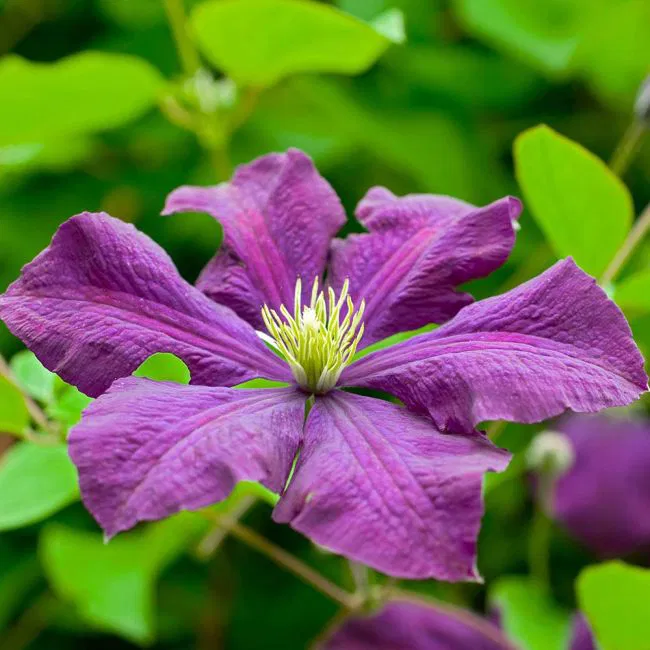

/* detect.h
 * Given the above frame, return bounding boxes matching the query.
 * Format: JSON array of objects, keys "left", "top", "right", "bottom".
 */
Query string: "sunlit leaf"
[
  {"left": 0, "top": 443, "right": 79, "bottom": 530},
  {"left": 489, "top": 576, "right": 571, "bottom": 650},
  {"left": 133, "top": 352, "right": 191, "bottom": 384},
  {"left": 10, "top": 350, "right": 56, "bottom": 403},
  {"left": 191, "top": 0, "right": 404, "bottom": 87},
  {"left": 0, "top": 52, "right": 164, "bottom": 146},
  {"left": 46, "top": 381, "right": 93, "bottom": 432},
  {"left": 0, "top": 375, "right": 29, "bottom": 435},
  {"left": 515, "top": 125, "right": 633, "bottom": 276},
  {"left": 578, "top": 561, "right": 650, "bottom": 650}
]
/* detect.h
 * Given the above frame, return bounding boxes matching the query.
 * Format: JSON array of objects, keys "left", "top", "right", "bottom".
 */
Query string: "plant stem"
[
  {"left": 200, "top": 511, "right": 360, "bottom": 610},
  {"left": 0, "top": 354, "right": 55, "bottom": 436},
  {"left": 163, "top": 0, "right": 201, "bottom": 76},
  {"left": 609, "top": 120, "right": 647, "bottom": 177},
  {"left": 3, "top": 591, "right": 57, "bottom": 650},
  {"left": 528, "top": 504, "right": 552, "bottom": 592},
  {"left": 600, "top": 202, "right": 650, "bottom": 285},
  {"left": 348, "top": 561, "right": 371, "bottom": 601},
  {"left": 486, "top": 420, "right": 506, "bottom": 442}
]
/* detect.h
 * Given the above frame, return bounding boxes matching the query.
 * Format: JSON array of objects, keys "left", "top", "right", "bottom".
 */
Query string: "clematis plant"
[{"left": 0, "top": 149, "right": 646, "bottom": 581}]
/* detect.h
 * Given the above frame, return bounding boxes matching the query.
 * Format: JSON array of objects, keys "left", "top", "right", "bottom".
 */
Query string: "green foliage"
[
  {"left": 40, "top": 515, "right": 207, "bottom": 644},
  {"left": 615, "top": 270, "right": 650, "bottom": 313},
  {"left": 0, "top": 375, "right": 29, "bottom": 436},
  {"left": 191, "top": 0, "right": 404, "bottom": 87},
  {"left": 0, "top": 443, "right": 78, "bottom": 530},
  {"left": 46, "top": 380, "right": 93, "bottom": 433},
  {"left": 133, "top": 352, "right": 192, "bottom": 384},
  {"left": 489, "top": 576, "right": 572, "bottom": 650},
  {"left": 578, "top": 561, "right": 650, "bottom": 650},
  {"left": 0, "top": 52, "right": 164, "bottom": 146},
  {"left": 10, "top": 350, "right": 56, "bottom": 403},
  {"left": 515, "top": 125, "right": 633, "bottom": 276}
]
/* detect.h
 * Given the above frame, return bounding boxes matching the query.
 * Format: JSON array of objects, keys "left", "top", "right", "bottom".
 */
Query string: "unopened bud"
[
  {"left": 526, "top": 431, "right": 575, "bottom": 478},
  {"left": 634, "top": 75, "right": 650, "bottom": 123}
]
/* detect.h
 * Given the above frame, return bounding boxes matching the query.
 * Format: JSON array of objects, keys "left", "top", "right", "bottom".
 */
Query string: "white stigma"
[{"left": 260, "top": 277, "right": 365, "bottom": 394}]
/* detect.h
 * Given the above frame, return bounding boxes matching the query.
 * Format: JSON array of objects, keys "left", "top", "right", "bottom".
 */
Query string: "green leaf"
[
  {"left": 451, "top": 0, "right": 584, "bottom": 77},
  {"left": 0, "top": 443, "right": 79, "bottom": 530},
  {"left": 10, "top": 350, "right": 56, "bottom": 403},
  {"left": 489, "top": 576, "right": 571, "bottom": 650},
  {"left": 46, "top": 382, "right": 93, "bottom": 432},
  {"left": 133, "top": 352, "right": 191, "bottom": 384},
  {"left": 578, "top": 561, "right": 650, "bottom": 650},
  {"left": 0, "top": 375, "right": 29, "bottom": 435},
  {"left": 234, "top": 378, "right": 289, "bottom": 389},
  {"left": 191, "top": 0, "right": 403, "bottom": 87},
  {"left": 514, "top": 125, "right": 633, "bottom": 276},
  {"left": 0, "top": 52, "right": 164, "bottom": 146},
  {"left": 40, "top": 515, "right": 206, "bottom": 644},
  {"left": 614, "top": 270, "right": 650, "bottom": 313},
  {"left": 353, "top": 324, "right": 437, "bottom": 360}
]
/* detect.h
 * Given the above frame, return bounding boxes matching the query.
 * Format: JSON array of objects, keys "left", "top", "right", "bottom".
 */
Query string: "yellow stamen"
[{"left": 261, "top": 277, "right": 365, "bottom": 394}]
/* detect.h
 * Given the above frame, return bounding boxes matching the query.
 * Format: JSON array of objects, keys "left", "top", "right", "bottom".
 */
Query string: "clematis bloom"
[
  {"left": 0, "top": 149, "right": 645, "bottom": 580},
  {"left": 548, "top": 415, "right": 650, "bottom": 558}
]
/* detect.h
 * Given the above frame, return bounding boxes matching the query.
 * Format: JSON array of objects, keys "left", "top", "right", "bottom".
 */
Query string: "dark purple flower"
[
  {"left": 320, "top": 599, "right": 517, "bottom": 650},
  {"left": 551, "top": 415, "right": 650, "bottom": 558},
  {"left": 0, "top": 149, "right": 646, "bottom": 580}
]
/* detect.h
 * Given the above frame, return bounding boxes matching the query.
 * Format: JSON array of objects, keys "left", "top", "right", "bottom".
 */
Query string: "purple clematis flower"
[
  {"left": 320, "top": 599, "right": 517, "bottom": 650},
  {"left": 0, "top": 149, "right": 646, "bottom": 580},
  {"left": 549, "top": 415, "right": 650, "bottom": 558}
]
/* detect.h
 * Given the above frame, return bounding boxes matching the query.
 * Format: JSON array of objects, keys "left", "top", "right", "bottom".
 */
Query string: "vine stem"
[
  {"left": 0, "top": 354, "right": 55, "bottom": 436},
  {"left": 199, "top": 511, "right": 361, "bottom": 610},
  {"left": 163, "top": 0, "right": 201, "bottom": 76},
  {"left": 528, "top": 506, "right": 552, "bottom": 591},
  {"left": 600, "top": 202, "right": 650, "bottom": 285},
  {"left": 609, "top": 120, "right": 646, "bottom": 178}
]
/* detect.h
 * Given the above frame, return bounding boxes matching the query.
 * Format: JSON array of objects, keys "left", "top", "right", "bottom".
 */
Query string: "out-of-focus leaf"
[
  {"left": 388, "top": 45, "right": 546, "bottom": 112},
  {"left": 0, "top": 552, "right": 40, "bottom": 630},
  {"left": 0, "top": 138, "right": 95, "bottom": 177},
  {"left": 353, "top": 324, "right": 437, "bottom": 360},
  {"left": 489, "top": 576, "right": 571, "bottom": 650},
  {"left": 234, "top": 378, "right": 289, "bottom": 389},
  {"left": 614, "top": 270, "right": 650, "bottom": 313},
  {"left": 0, "top": 443, "right": 78, "bottom": 530},
  {"left": 515, "top": 125, "right": 633, "bottom": 276},
  {"left": 133, "top": 352, "right": 191, "bottom": 384},
  {"left": 0, "top": 53, "right": 164, "bottom": 146},
  {"left": 578, "top": 0, "right": 650, "bottom": 110},
  {"left": 40, "top": 514, "right": 207, "bottom": 644},
  {"left": 10, "top": 350, "right": 56, "bottom": 403},
  {"left": 191, "top": 0, "right": 403, "bottom": 87},
  {"left": 46, "top": 381, "right": 93, "bottom": 432},
  {"left": 578, "top": 561, "right": 650, "bottom": 650},
  {"left": 451, "top": 0, "right": 584, "bottom": 77},
  {"left": 0, "top": 375, "right": 29, "bottom": 435}
]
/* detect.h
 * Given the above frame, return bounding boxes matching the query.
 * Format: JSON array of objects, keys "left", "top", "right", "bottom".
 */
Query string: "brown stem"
[{"left": 199, "top": 511, "right": 360, "bottom": 610}]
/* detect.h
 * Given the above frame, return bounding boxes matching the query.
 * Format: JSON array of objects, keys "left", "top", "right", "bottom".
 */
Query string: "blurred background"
[{"left": 0, "top": 0, "right": 649, "bottom": 648}]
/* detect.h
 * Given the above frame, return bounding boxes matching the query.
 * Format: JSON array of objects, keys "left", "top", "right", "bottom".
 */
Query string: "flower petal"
[
  {"left": 569, "top": 613, "right": 596, "bottom": 650},
  {"left": 163, "top": 149, "right": 346, "bottom": 323},
  {"left": 553, "top": 415, "right": 650, "bottom": 558},
  {"left": 328, "top": 188, "right": 521, "bottom": 345},
  {"left": 342, "top": 259, "right": 647, "bottom": 431},
  {"left": 69, "top": 378, "right": 306, "bottom": 538},
  {"left": 273, "top": 391, "right": 510, "bottom": 580},
  {"left": 0, "top": 212, "right": 288, "bottom": 397},
  {"left": 322, "top": 599, "right": 516, "bottom": 650}
]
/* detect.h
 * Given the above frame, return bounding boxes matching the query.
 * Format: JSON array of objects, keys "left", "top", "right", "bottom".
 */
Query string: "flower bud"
[{"left": 526, "top": 430, "right": 575, "bottom": 478}]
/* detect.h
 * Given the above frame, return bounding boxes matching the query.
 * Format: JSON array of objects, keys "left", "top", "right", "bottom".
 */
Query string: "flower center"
[{"left": 261, "top": 277, "right": 365, "bottom": 394}]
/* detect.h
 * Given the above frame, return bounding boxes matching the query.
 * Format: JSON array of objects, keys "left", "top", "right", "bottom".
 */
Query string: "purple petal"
[
  {"left": 0, "top": 213, "right": 288, "bottom": 397},
  {"left": 552, "top": 415, "right": 650, "bottom": 558},
  {"left": 328, "top": 188, "right": 521, "bottom": 345},
  {"left": 569, "top": 613, "right": 596, "bottom": 650},
  {"left": 342, "top": 259, "right": 647, "bottom": 432},
  {"left": 273, "top": 391, "right": 510, "bottom": 580},
  {"left": 322, "top": 599, "right": 516, "bottom": 650},
  {"left": 164, "top": 149, "right": 346, "bottom": 324},
  {"left": 69, "top": 378, "right": 306, "bottom": 538}
]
